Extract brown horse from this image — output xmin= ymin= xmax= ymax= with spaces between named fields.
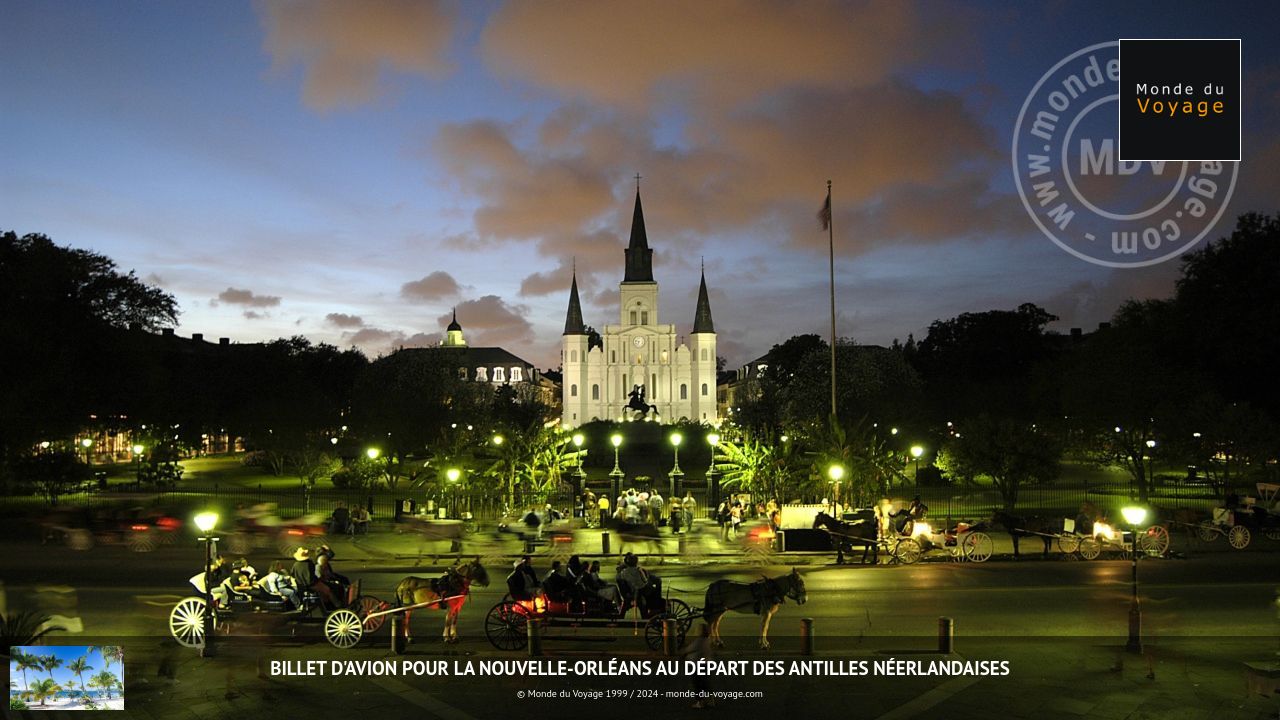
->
xmin=394 ymin=559 xmax=489 ymax=644
xmin=703 ymin=568 xmax=806 ymax=650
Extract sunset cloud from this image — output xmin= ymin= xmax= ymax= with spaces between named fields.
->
xmin=325 ymin=312 xmax=365 ymax=328
xmin=441 ymin=295 xmax=533 ymax=347
xmin=217 ymin=287 xmax=282 ymax=307
xmin=400 ymin=270 xmax=462 ymax=301
xmin=258 ymin=0 xmax=456 ymax=110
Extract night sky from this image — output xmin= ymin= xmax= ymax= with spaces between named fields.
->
xmin=3 ymin=1 xmax=1277 ymax=368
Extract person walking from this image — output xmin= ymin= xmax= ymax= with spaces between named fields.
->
xmin=649 ymin=490 xmax=665 ymax=527
xmin=598 ymin=494 xmax=610 ymax=527
xmin=682 ymin=491 xmax=698 ymax=530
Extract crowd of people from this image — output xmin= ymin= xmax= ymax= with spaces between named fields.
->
xmin=505 ymin=552 xmax=662 ymax=615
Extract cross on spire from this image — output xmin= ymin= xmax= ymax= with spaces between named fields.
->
xmin=634 ymin=173 xmax=642 ymax=191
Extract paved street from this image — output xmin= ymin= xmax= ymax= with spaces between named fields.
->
xmin=4 ymin=524 xmax=1280 ymax=719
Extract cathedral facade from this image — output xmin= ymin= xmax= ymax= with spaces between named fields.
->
xmin=561 ymin=191 xmax=718 ymax=428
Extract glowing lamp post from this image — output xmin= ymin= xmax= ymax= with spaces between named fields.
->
xmin=707 ymin=434 xmax=721 ymax=507
xmin=446 ymin=468 xmax=461 ymax=519
xmin=193 ymin=511 xmax=219 ymax=657
xmin=493 ymin=434 xmax=504 ymax=446
xmin=81 ymin=437 xmax=93 ymax=466
xmin=828 ymin=464 xmax=845 ymax=515
xmin=1121 ymin=505 xmax=1147 ymax=653
xmin=1144 ymin=439 xmax=1156 ymax=490
xmin=910 ymin=445 xmax=924 ymax=493
xmin=572 ymin=433 xmax=586 ymax=499
xmin=609 ymin=434 xmax=624 ymax=500
xmin=366 ymin=447 xmax=380 ymax=460
xmin=669 ymin=432 xmax=684 ymax=497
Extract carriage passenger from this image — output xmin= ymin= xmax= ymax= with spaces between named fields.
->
xmin=584 ymin=560 xmax=621 ymax=608
xmin=507 ymin=555 xmax=540 ymax=601
xmin=617 ymin=553 xmax=661 ymax=612
xmin=290 ymin=547 xmax=338 ymax=610
xmin=257 ymin=561 xmax=301 ymax=609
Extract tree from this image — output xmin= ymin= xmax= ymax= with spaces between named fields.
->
xmin=39 ymin=654 xmax=62 ymax=681
xmin=67 ymin=656 xmax=92 ymax=695
xmin=913 ymin=303 xmax=1059 ymax=421
xmin=0 ymin=231 xmax=178 ymax=460
xmin=99 ymin=646 xmax=123 ymax=675
xmin=809 ymin=418 xmax=906 ymax=508
xmin=10 ymin=648 xmax=44 ymax=695
xmin=89 ymin=671 xmax=119 ymax=700
xmin=27 ymin=678 xmax=61 ymax=707
xmin=14 ymin=449 xmax=90 ymax=505
xmin=786 ymin=342 xmax=923 ymax=431
xmin=1173 ymin=213 xmax=1280 ymax=418
xmin=943 ymin=415 xmax=1061 ymax=510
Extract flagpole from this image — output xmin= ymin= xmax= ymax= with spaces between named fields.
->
xmin=827 ymin=179 xmax=837 ymax=425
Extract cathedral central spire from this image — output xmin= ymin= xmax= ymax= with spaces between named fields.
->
xmin=623 ymin=190 xmax=654 ymax=282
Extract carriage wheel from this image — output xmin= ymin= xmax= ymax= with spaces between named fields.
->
xmin=1265 ymin=527 xmax=1280 ymax=542
xmin=1139 ymin=525 xmax=1170 ymax=557
xmin=1056 ymin=534 xmax=1081 ymax=555
xmin=644 ymin=612 xmax=687 ymax=651
xmin=485 ymin=602 xmax=528 ymax=650
xmin=894 ymin=538 xmax=922 ymax=565
xmin=1228 ymin=525 xmax=1251 ymax=550
xmin=665 ymin=598 xmax=695 ymax=628
xmin=169 ymin=597 xmax=208 ymax=648
xmin=324 ymin=609 xmax=364 ymax=649
xmin=354 ymin=595 xmax=387 ymax=633
xmin=226 ymin=532 xmax=253 ymax=556
xmin=1196 ymin=524 xmax=1218 ymax=542
xmin=963 ymin=532 xmax=994 ymax=563
xmin=1078 ymin=537 xmax=1101 ymax=560
xmin=278 ymin=532 xmax=308 ymax=558
xmin=128 ymin=530 xmax=156 ymax=553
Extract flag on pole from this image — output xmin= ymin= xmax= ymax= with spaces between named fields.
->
xmin=818 ymin=194 xmax=832 ymax=230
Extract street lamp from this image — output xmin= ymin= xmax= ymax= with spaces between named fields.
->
xmin=1144 ymin=439 xmax=1156 ymax=489
xmin=446 ymin=468 xmax=461 ymax=519
xmin=366 ymin=447 xmax=380 ymax=460
xmin=193 ymin=511 xmax=219 ymax=657
xmin=571 ymin=433 xmax=586 ymax=499
xmin=132 ymin=444 xmax=145 ymax=487
xmin=669 ymin=432 xmax=684 ymax=497
xmin=910 ymin=445 xmax=924 ymax=494
xmin=493 ymin=434 xmax=504 ymax=446
xmin=1121 ymin=505 xmax=1147 ymax=653
xmin=828 ymin=464 xmax=845 ymax=514
xmin=707 ymin=434 xmax=721 ymax=507
xmin=81 ymin=437 xmax=93 ymax=466
xmin=609 ymin=433 xmax=624 ymax=500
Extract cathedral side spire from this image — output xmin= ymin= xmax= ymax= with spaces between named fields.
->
xmin=623 ymin=189 xmax=654 ymax=282
xmin=693 ymin=269 xmax=714 ymax=334
xmin=563 ymin=270 xmax=586 ymax=335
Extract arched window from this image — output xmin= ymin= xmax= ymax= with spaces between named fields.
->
xmin=610 ymin=350 xmax=616 ymax=363
xmin=700 ymin=348 xmax=708 ymax=361
xmin=701 ymin=383 xmax=709 ymax=396
xmin=571 ymin=350 xmax=577 ymax=362
xmin=680 ymin=384 xmax=688 ymax=400
xmin=458 ymin=367 xmax=467 ymax=380
xmin=629 ymin=311 xmax=638 ymax=324
xmin=640 ymin=311 xmax=649 ymax=325
xmin=592 ymin=384 xmax=600 ymax=400
xmin=571 ymin=384 xmax=578 ymax=397
xmin=493 ymin=367 xmax=505 ymax=382
xmin=510 ymin=367 xmax=523 ymax=382
xmin=476 ymin=367 xmax=487 ymax=381
xmin=651 ymin=374 xmax=657 ymax=397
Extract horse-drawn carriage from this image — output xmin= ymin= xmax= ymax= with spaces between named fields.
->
xmin=484 ymin=581 xmax=695 ymax=652
xmin=1166 ymin=484 xmax=1280 ymax=550
xmin=168 ymin=578 xmax=385 ymax=649
xmin=812 ymin=509 xmax=994 ymax=564
xmin=992 ymin=509 xmax=1171 ymax=560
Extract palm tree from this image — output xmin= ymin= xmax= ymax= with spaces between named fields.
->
xmin=100 ymin=646 xmax=123 ymax=673
xmin=12 ymin=650 xmax=42 ymax=695
xmin=27 ymin=678 xmax=61 ymax=707
xmin=89 ymin=672 xmax=118 ymax=700
xmin=39 ymin=654 xmax=62 ymax=681
xmin=0 ymin=610 xmax=62 ymax=649
xmin=67 ymin=656 xmax=93 ymax=695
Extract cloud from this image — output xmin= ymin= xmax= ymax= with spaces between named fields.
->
xmin=325 ymin=312 xmax=364 ymax=328
xmin=481 ymin=0 xmax=949 ymax=110
xmin=243 ymin=310 xmax=267 ymax=320
xmin=442 ymin=295 xmax=533 ymax=346
xmin=217 ymin=287 xmax=282 ymax=307
xmin=341 ymin=327 xmax=442 ymax=356
xmin=258 ymin=0 xmax=456 ymax=110
xmin=400 ymin=270 xmax=462 ymax=301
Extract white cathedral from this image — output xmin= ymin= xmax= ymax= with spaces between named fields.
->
xmin=560 ymin=190 xmax=719 ymax=428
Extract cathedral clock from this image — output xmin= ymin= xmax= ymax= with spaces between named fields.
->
xmin=631 ymin=336 xmax=645 ymax=348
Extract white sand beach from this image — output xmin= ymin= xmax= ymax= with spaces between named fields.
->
xmin=24 ymin=696 xmax=125 ymax=711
